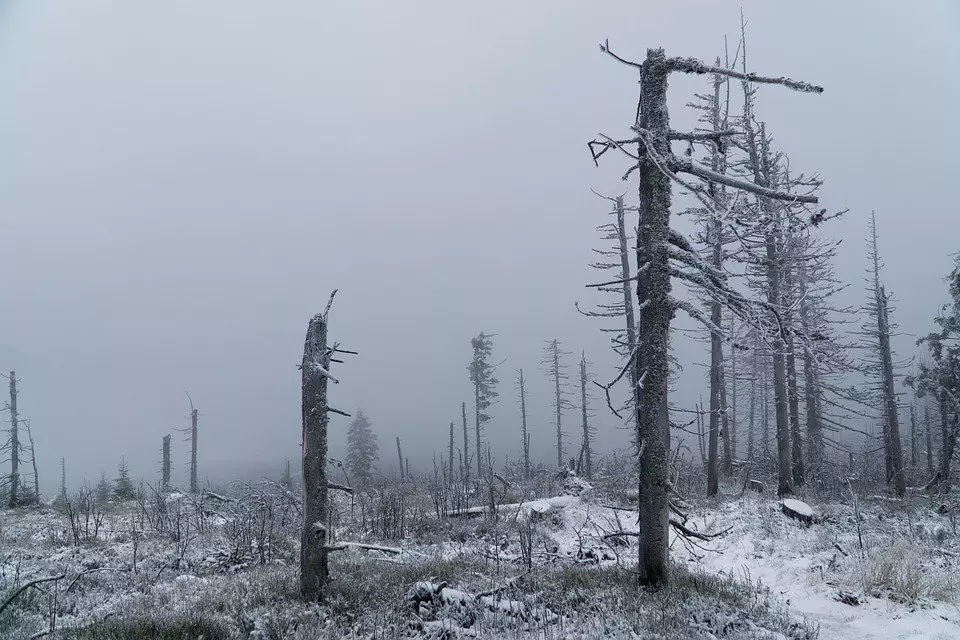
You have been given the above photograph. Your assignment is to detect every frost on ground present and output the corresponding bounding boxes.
[1,473,959,639]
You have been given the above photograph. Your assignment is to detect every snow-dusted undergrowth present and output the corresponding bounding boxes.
[1,476,959,639]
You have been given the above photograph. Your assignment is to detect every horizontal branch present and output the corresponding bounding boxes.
[670,156,818,204]
[669,128,737,142]
[327,482,354,493]
[667,57,823,93]
[327,407,351,417]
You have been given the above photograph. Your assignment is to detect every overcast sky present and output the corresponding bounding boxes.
[0,1,956,490]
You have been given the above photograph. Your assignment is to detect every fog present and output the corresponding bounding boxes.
[0,1,956,490]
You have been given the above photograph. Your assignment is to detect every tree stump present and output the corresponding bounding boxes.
[781,498,814,524]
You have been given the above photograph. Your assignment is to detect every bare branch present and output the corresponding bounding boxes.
[668,56,823,93]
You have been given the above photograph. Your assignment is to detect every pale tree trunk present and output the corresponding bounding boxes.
[746,332,758,463]
[719,362,731,474]
[939,394,956,492]
[59,457,67,504]
[396,436,404,480]
[783,246,804,487]
[797,260,824,470]
[634,48,672,587]
[552,344,563,468]
[8,372,18,508]
[188,397,198,494]
[729,321,738,466]
[579,354,592,479]
[161,434,171,492]
[877,287,905,496]
[925,403,935,477]
[615,196,638,398]
[25,420,38,502]
[448,422,455,486]
[300,303,333,601]
[461,401,469,485]
[909,405,918,468]
[474,384,483,483]
[518,369,530,480]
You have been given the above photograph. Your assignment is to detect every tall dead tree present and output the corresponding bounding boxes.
[589,42,820,584]
[58,457,67,504]
[863,213,906,497]
[184,393,199,494]
[909,405,918,467]
[542,339,573,468]
[448,421,455,485]
[579,193,639,451]
[161,434,171,492]
[7,372,19,508]
[517,369,531,480]
[300,290,355,601]
[396,436,405,480]
[925,403,935,476]
[461,401,469,485]
[578,353,594,478]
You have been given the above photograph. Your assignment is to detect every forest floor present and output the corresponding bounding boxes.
[2,473,960,639]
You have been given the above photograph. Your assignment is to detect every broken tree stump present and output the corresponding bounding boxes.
[781,498,814,525]
[748,479,765,493]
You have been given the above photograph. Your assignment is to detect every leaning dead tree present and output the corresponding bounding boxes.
[299,289,358,601]
[396,436,405,480]
[589,42,820,586]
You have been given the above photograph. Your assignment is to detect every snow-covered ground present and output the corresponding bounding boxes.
[3,480,960,638]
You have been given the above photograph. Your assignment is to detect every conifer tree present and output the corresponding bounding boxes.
[345,409,378,487]
[468,333,499,481]
[114,458,137,501]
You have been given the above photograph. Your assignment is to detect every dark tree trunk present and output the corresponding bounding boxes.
[461,401,469,485]
[300,310,332,601]
[518,369,530,480]
[877,288,905,497]
[579,354,592,479]
[634,48,672,587]
[8,372,18,508]
[925,403,935,477]
[161,434,171,492]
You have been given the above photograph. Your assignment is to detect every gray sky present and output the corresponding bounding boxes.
[0,1,956,489]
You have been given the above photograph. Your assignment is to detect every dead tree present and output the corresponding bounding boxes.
[589,42,820,585]
[517,369,531,479]
[58,458,67,505]
[579,193,638,449]
[161,434,172,492]
[925,403,935,477]
[23,419,39,503]
[461,401,469,485]
[183,393,199,494]
[299,289,355,601]
[578,353,594,478]
[542,339,573,468]
[395,436,404,480]
[909,404,918,468]
[861,213,906,497]
[448,421,455,485]
[7,372,19,507]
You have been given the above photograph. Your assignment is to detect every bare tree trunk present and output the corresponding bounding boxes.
[161,435,171,492]
[909,405,918,468]
[940,395,952,491]
[615,195,638,406]
[518,369,530,480]
[707,334,720,495]
[59,457,67,504]
[448,421,455,486]
[300,297,335,601]
[634,48,672,587]
[579,354,592,479]
[784,303,804,485]
[187,395,198,494]
[552,344,563,468]
[8,372,18,508]
[925,403,935,477]
[474,382,483,486]
[24,420,38,502]
[729,322,738,465]
[461,401,469,485]
[746,332,758,463]
[396,436,404,480]
[877,287,906,497]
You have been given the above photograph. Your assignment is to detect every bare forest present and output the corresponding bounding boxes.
[1,3,958,639]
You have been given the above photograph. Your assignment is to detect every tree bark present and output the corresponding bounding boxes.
[396,436,404,480]
[161,434,171,492]
[189,402,198,494]
[518,369,530,480]
[461,401,469,485]
[448,421,455,486]
[925,403,935,477]
[579,354,592,478]
[8,372,18,508]
[877,287,905,497]
[300,309,332,601]
[635,48,672,587]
